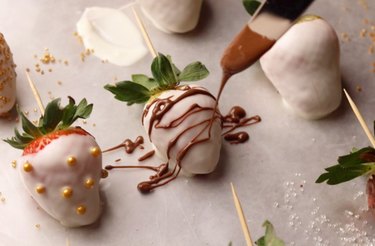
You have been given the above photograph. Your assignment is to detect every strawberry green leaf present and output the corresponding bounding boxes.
[167,55,181,76]
[19,109,43,138]
[243,0,261,15]
[255,221,285,246]
[178,62,209,82]
[105,53,210,105]
[4,97,93,150]
[104,81,151,105]
[58,97,93,129]
[151,53,178,88]
[316,147,375,185]
[131,74,159,91]
[42,98,64,133]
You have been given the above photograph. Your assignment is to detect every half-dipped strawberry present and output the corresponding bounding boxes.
[4,97,103,227]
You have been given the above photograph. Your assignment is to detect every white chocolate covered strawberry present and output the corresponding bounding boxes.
[137,0,203,33]
[5,98,104,227]
[0,32,16,115]
[105,54,221,191]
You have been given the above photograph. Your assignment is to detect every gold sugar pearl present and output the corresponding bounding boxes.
[23,162,33,172]
[84,178,94,189]
[66,156,77,167]
[90,147,101,157]
[36,185,46,194]
[101,169,108,179]
[62,187,73,199]
[76,205,86,215]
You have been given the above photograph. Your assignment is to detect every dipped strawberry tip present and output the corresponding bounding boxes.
[104,53,209,105]
[4,97,93,150]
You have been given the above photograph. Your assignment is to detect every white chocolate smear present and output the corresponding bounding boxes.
[76,6,148,66]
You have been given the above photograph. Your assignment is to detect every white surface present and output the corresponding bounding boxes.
[0,0,375,245]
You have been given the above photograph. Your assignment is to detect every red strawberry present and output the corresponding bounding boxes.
[5,97,104,227]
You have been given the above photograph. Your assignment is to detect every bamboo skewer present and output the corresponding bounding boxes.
[230,183,254,246]
[343,89,375,148]
[25,71,45,115]
[131,6,158,59]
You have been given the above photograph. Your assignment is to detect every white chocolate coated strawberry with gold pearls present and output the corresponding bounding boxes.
[18,133,102,227]
[5,98,103,227]
[0,33,16,115]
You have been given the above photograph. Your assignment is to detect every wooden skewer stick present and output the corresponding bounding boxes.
[131,6,158,59]
[230,183,254,246]
[343,89,375,148]
[25,71,45,115]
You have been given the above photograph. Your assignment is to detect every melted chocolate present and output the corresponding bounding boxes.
[224,132,249,144]
[138,150,155,162]
[103,136,144,154]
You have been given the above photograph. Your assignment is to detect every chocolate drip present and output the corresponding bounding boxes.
[138,150,155,162]
[103,136,144,154]
[224,132,249,144]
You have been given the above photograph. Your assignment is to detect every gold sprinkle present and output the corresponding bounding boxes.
[33,108,38,113]
[1,197,5,203]
[84,178,95,189]
[11,160,17,168]
[101,169,108,179]
[66,156,77,167]
[26,68,30,72]
[92,123,96,127]
[35,224,41,229]
[23,111,29,116]
[48,68,52,72]
[23,162,33,172]
[64,60,69,65]
[62,187,73,198]
[76,205,86,215]
[82,119,87,124]
[36,186,46,194]
[90,147,101,157]
[57,80,62,85]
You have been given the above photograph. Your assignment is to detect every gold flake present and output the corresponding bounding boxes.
[62,187,73,198]
[67,156,77,167]
[35,224,41,229]
[84,178,94,189]
[23,162,33,172]
[90,147,101,157]
[76,205,86,215]
[11,160,16,168]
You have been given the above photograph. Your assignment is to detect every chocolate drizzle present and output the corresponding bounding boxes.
[106,88,260,193]
[224,132,249,144]
[138,150,155,162]
[103,136,144,154]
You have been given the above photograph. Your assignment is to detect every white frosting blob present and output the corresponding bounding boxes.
[18,133,102,227]
[76,6,148,66]
[143,86,222,175]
